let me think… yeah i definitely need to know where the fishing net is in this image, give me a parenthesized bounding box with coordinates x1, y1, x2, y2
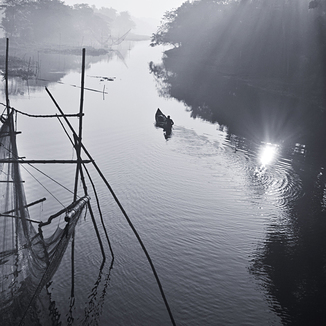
(0, 113, 89, 325)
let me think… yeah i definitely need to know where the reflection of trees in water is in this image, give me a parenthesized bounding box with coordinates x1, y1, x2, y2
(149, 52, 326, 157)
(250, 161, 326, 325)
(151, 0, 326, 103)
(0, 44, 132, 96)
(229, 132, 326, 324)
(150, 50, 326, 326)
(149, 0, 326, 158)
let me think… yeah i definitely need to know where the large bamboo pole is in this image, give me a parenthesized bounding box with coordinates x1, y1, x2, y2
(73, 48, 86, 201)
(5, 38, 9, 116)
(45, 87, 177, 326)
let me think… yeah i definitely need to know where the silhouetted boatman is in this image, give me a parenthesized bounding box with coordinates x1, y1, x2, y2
(165, 115, 174, 130)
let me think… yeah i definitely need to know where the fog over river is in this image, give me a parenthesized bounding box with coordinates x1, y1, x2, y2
(1, 39, 326, 325)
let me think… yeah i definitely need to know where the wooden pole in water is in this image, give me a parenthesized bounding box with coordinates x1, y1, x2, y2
(5, 38, 10, 116)
(71, 48, 86, 305)
(73, 48, 86, 201)
(44, 87, 177, 326)
(45, 89, 106, 260)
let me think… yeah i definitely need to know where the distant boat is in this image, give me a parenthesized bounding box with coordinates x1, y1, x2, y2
(155, 108, 174, 131)
(155, 108, 167, 127)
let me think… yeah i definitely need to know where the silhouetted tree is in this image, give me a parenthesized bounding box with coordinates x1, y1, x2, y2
(151, 0, 326, 103)
(0, 0, 136, 47)
(113, 11, 135, 34)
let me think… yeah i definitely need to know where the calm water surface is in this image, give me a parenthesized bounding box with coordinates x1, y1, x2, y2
(2, 41, 326, 325)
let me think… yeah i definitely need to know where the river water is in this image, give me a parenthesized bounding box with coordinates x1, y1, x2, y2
(2, 41, 326, 325)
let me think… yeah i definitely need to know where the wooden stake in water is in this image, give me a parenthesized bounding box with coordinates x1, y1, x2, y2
(74, 48, 86, 201)
(5, 38, 10, 116)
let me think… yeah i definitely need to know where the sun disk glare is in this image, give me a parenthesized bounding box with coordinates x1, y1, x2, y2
(260, 144, 278, 166)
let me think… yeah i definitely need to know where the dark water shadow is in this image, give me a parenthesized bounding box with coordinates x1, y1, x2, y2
(150, 52, 326, 325)
(149, 54, 326, 157)
(249, 160, 326, 325)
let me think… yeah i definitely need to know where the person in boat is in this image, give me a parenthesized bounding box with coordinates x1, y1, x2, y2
(165, 115, 174, 130)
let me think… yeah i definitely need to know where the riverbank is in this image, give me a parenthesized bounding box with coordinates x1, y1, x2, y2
(0, 36, 149, 80)
(163, 47, 326, 112)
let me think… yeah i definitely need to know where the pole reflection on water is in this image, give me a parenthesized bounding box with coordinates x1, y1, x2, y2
(1, 41, 326, 325)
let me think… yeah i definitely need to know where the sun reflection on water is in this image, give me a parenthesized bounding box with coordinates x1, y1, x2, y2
(259, 143, 279, 166)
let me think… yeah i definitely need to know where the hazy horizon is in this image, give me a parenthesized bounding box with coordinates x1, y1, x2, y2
(63, 0, 186, 20)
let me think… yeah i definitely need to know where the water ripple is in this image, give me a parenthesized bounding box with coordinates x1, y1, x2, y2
(166, 126, 303, 214)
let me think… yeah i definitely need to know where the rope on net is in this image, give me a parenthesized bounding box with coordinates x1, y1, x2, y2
(56, 113, 114, 264)
(1, 107, 81, 207)
(0, 139, 66, 208)
(0, 103, 82, 118)
(19, 198, 89, 326)
(21, 164, 66, 208)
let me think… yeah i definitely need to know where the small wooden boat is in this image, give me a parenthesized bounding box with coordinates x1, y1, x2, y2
(155, 108, 167, 127)
(155, 108, 173, 130)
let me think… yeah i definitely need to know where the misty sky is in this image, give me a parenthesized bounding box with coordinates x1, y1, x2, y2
(63, 0, 186, 19)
